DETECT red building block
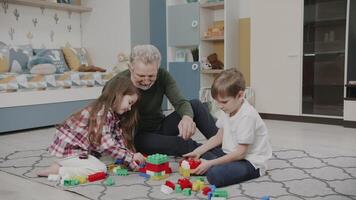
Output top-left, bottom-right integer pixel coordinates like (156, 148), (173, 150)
(165, 180), (175, 190)
(202, 186), (212, 195)
(145, 162), (170, 172)
(179, 158), (201, 169)
(188, 158), (201, 169)
(177, 178), (192, 189)
(88, 172), (106, 182)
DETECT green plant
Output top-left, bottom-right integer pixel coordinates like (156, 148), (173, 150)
(191, 48), (199, 61)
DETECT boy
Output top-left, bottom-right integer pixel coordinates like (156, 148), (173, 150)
(184, 69), (272, 187)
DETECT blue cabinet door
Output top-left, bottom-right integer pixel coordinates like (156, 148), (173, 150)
(169, 62), (200, 100)
(168, 3), (199, 46)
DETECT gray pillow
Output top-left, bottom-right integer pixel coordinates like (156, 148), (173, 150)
(34, 49), (69, 73)
(9, 45), (33, 73)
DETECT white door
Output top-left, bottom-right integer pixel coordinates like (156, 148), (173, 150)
(250, 0), (303, 115)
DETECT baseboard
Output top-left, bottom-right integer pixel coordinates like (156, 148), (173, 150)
(259, 113), (343, 126)
(343, 120), (356, 128)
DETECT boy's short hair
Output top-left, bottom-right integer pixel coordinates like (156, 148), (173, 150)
(211, 68), (246, 99)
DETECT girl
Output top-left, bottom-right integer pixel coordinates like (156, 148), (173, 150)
(184, 69), (272, 187)
(37, 76), (146, 178)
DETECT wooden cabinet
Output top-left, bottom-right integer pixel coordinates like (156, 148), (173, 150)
(167, 3), (199, 46)
(166, 0), (238, 104)
(169, 62), (200, 100)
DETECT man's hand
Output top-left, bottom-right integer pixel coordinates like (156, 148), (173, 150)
(178, 115), (196, 140)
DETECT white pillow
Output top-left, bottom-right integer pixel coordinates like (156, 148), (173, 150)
(30, 63), (56, 75)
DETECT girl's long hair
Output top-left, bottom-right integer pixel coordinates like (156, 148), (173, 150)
(67, 76), (139, 151)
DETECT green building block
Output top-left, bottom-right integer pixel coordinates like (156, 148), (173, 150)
(182, 188), (192, 196)
(104, 177), (115, 186)
(213, 189), (228, 198)
(175, 184), (182, 193)
(115, 168), (128, 176)
(193, 176), (205, 182)
(146, 153), (168, 165)
(63, 179), (71, 186)
(71, 179), (79, 186)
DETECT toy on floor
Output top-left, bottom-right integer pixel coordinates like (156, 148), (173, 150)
(179, 158), (201, 177)
(138, 153), (172, 180)
(103, 177), (115, 186)
(88, 172), (106, 182)
(61, 171), (107, 186)
(160, 177), (225, 198)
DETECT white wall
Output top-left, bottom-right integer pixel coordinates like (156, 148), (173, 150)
(0, 3), (81, 48)
(237, 0), (250, 18)
(81, 0), (131, 68)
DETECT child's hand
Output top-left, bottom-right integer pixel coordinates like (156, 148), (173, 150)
(191, 159), (213, 175)
(182, 150), (201, 160)
(133, 153), (146, 164)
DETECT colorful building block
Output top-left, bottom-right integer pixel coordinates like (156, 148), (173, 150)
(146, 154), (169, 165)
(182, 188), (192, 196)
(165, 180), (175, 190)
(177, 178), (192, 189)
(139, 153), (171, 180)
(139, 172), (150, 180)
(161, 184), (173, 194)
(175, 184), (182, 193)
(74, 176), (87, 184)
(88, 172), (106, 182)
(104, 177), (115, 186)
(192, 180), (205, 191)
(202, 186), (212, 195)
(114, 168), (128, 176)
(115, 158), (125, 165)
(212, 189), (228, 198)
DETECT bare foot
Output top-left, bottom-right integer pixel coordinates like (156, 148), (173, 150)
(36, 163), (60, 177)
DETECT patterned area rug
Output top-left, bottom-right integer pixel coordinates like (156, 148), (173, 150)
(0, 147), (355, 200)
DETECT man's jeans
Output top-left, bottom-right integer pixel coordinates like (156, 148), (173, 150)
(134, 99), (218, 156)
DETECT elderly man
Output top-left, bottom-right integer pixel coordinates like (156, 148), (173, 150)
(109, 44), (218, 156)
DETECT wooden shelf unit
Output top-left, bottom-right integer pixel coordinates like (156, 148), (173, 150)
(201, 36), (224, 41)
(200, 1), (224, 10)
(7, 0), (92, 13)
(201, 69), (223, 74)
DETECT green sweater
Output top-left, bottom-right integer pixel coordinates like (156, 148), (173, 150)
(115, 68), (193, 131)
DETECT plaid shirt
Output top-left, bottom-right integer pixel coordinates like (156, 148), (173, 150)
(48, 106), (138, 170)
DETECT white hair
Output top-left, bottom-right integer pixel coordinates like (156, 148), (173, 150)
(130, 44), (161, 67)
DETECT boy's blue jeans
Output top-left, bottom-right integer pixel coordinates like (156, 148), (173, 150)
(201, 147), (260, 187)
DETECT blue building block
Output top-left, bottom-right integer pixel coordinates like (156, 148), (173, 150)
(115, 158), (124, 165)
(139, 172), (150, 180)
(261, 196), (270, 200)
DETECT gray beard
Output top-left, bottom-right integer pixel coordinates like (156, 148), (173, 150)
(137, 83), (153, 90)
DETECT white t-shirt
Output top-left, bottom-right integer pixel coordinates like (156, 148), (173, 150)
(215, 100), (272, 175)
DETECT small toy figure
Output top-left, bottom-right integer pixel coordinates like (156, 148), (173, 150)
(207, 53), (224, 69)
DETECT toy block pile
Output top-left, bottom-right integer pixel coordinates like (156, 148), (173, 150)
(179, 158), (201, 177)
(139, 153), (172, 180)
(55, 171), (111, 187)
(160, 177), (228, 199)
